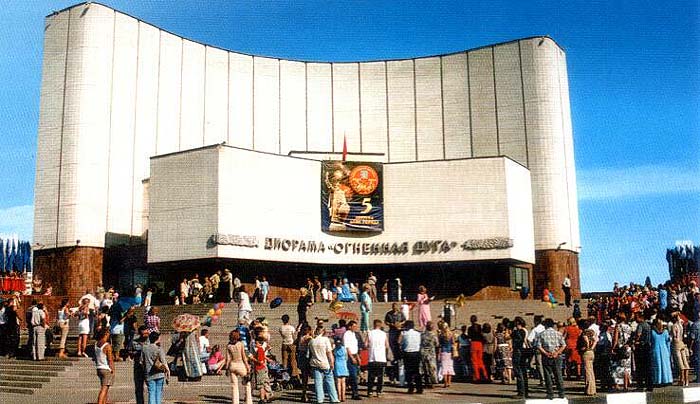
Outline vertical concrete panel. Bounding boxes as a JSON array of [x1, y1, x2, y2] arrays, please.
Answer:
[[132, 22, 160, 237], [442, 53, 471, 159], [521, 38, 569, 250], [253, 57, 280, 153], [204, 46, 228, 145], [156, 31, 182, 155], [228, 53, 253, 149], [494, 43, 527, 165], [106, 13, 138, 237], [332, 63, 360, 153], [179, 40, 205, 151], [279, 60, 306, 155], [306, 63, 332, 152], [387, 60, 416, 162], [415, 57, 443, 160], [558, 50, 580, 251], [468, 47, 498, 157], [34, 10, 69, 247], [67, 4, 115, 247], [56, 6, 87, 247], [359, 62, 388, 158]]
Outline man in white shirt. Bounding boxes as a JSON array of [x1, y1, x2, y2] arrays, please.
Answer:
[[279, 314, 298, 376], [31, 302, 47, 361], [527, 315, 545, 386], [562, 275, 572, 307], [367, 320, 389, 397], [238, 285, 252, 324], [199, 328, 211, 361], [343, 321, 362, 400], [399, 320, 422, 394], [308, 326, 339, 404]]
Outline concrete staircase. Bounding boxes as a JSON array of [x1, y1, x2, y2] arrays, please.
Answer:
[[0, 356, 78, 395], [138, 299, 574, 353]]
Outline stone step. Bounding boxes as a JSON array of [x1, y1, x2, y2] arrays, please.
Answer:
[[0, 386, 34, 395], [0, 369, 59, 377], [0, 374, 51, 383], [0, 363, 67, 372], [0, 380, 43, 389]]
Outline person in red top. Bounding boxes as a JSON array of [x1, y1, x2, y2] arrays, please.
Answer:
[[250, 334, 272, 403]]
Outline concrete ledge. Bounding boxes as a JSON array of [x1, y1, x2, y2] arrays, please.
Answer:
[[684, 386, 700, 403], [606, 392, 646, 404], [526, 398, 567, 404]]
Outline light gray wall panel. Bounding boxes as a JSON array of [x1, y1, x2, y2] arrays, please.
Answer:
[[106, 13, 138, 237], [359, 62, 388, 158], [34, 10, 69, 247], [332, 63, 361, 153], [55, 6, 90, 246], [386, 60, 416, 162], [179, 40, 205, 151], [468, 48, 498, 157], [521, 38, 570, 250], [279, 60, 306, 155], [156, 32, 182, 155], [306, 63, 333, 152], [204, 46, 229, 145], [441, 53, 471, 159], [415, 57, 443, 160], [494, 43, 527, 165], [228, 53, 253, 149], [132, 22, 160, 237], [253, 57, 280, 153], [558, 49, 580, 250]]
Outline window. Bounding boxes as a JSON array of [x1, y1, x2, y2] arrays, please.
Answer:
[[510, 266, 529, 291]]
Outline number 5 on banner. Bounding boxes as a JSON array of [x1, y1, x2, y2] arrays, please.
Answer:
[[361, 198, 372, 214]]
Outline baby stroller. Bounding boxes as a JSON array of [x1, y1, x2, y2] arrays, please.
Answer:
[[267, 356, 293, 392]]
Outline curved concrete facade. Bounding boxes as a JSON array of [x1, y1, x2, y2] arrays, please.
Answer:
[[33, 3, 580, 297]]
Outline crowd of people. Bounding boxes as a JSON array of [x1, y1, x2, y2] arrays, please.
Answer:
[[5, 271, 700, 403]]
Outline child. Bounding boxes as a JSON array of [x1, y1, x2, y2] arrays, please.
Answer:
[[207, 345, 225, 375], [333, 337, 349, 402], [251, 335, 272, 403]]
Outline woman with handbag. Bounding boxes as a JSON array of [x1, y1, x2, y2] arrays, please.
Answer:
[[225, 329, 252, 404], [438, 321, 456, 388], [56, 298, 70, 359], [141, 331, 170, 404]]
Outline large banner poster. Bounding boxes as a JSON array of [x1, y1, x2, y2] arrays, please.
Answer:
[[321, 161, 383, 232]]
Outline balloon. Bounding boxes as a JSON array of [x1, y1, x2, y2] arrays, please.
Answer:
[[212, 315, 219, 323], [215, 309, 222, 316], [208, 309, 215, 316], [219, 303, 225, 309], [213, 303, 220, 310]]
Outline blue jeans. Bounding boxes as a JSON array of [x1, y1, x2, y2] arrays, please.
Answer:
[[312, 367, 338, 403], [348, 361, 360, 397], [146, 377, 165, 404]]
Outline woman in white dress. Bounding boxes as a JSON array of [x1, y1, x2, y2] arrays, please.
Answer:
[[76, 298, 91, 357]]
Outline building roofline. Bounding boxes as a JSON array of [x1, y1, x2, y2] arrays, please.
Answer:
[[150, 143, 530, 171], [48, 2, 566, 63]]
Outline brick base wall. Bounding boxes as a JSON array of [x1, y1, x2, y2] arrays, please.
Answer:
[[533, 249, 580, 303], [33, 247, 104, 300]]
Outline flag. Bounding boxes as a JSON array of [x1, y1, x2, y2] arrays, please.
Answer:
[[342, 134, 348, 161]]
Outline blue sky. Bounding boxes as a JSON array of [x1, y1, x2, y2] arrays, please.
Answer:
[[0, 1, 698, 291]]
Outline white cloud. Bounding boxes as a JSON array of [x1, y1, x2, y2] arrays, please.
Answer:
[[0, 204, 33, 241], [577, 164, 700, 201]]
